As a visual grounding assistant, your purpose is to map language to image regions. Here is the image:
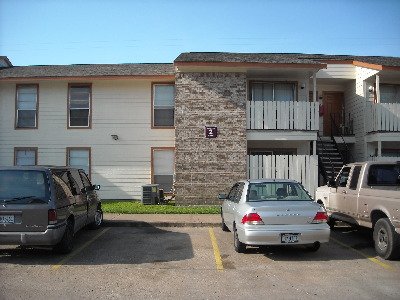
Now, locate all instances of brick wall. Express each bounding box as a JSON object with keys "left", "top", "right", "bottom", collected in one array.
[{"left": 174, "top": 72, "right": 247, "bottom": 205}]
